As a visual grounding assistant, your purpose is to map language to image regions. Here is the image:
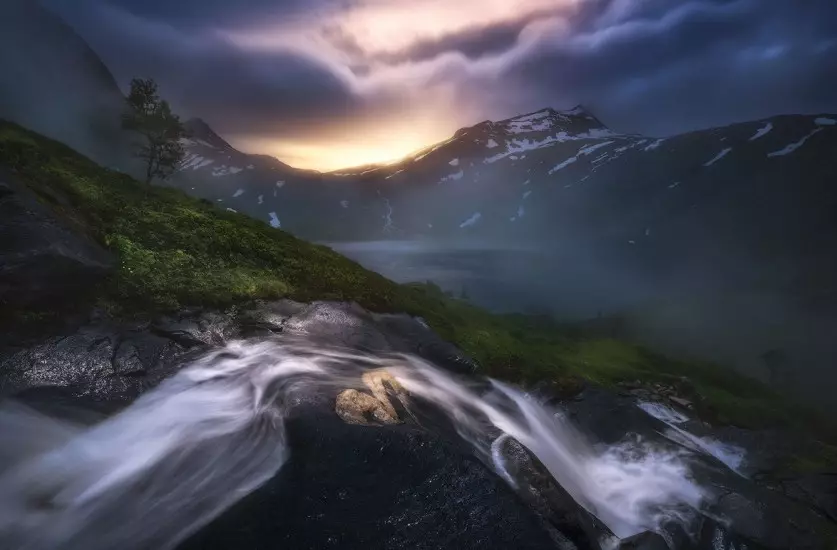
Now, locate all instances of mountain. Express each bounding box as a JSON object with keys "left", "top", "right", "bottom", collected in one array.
[
  {"left": 0, "top": 0, "right": 130, "bottom": 165},
  {"left": 166, "top": 108, "right": 837, "bottom": 412},
  {"left": 169, "top": 107, "right": 837, "bottom": 297}
]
